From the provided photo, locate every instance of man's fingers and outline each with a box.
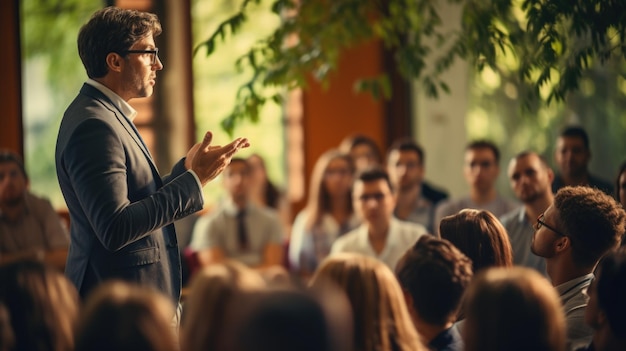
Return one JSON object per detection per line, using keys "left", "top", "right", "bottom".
{"left": 200, "top": 131, "right": 213, "bottom": 150}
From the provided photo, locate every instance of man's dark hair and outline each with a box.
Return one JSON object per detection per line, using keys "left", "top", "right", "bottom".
{"left": 0, "top": 150, "right": 28, "bottom": 180}
{"left": 560, "top": 126, "right": 590, "bottom": 151}
{"left": 355, "top": 167, "right": 394, "bottom": 193}
{"left": 554, "top": 186, "right": 626, "bottom": 267}
{"left": 395, "top": 236, "right": 473, "bottom": 326}
{"left": 387, "top": 138, "right": 425, "bottom": 166}
{"left": 466, "top": 140, "right": 500, "bottom": 163}
{"left": 596, "top": 248, "right": 626, "bottom": 339}
{"left": 78, "top": 7, "right": 162, "bottom": 78}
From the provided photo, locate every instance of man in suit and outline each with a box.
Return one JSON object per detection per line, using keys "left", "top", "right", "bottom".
{"left": 55, "top": 6, "right": 248, "bottom": 312}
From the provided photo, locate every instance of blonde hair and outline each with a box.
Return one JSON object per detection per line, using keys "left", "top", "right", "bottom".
{"left": 305, "top": 150, "right": 355, "bottom": 230}
{"left": 310, "top": 253, "right": 425, "bottom": 351}
{"left": 463, "top": 267, "right": 566, "bottom": 351}
{"left": 181, "top": 261, "right": 266, "bottom": 351}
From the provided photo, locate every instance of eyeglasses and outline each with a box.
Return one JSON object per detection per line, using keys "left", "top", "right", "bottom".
{"left": 534, "top": 213, "right": 565, "bottom": 236}
{"left": 122, "top": 48, "right": 159, "bottom": 65}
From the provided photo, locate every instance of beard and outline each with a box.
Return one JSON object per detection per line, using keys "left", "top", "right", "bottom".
{"left": 1, "top": 193, "right": 24, "bottom": 208}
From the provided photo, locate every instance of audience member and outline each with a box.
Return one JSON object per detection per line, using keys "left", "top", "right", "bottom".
{"left": 440, "top": 209, "right": 513, "bottom": 273}
{"left": 310, "top": 253, "right": 426, "bottom": 351}
{"left": 190, "top": 158, "right": 284, "bottom": 270}
{"left": 289, "top": 150, "right": 360, "bottom": 274}
{"left": 247, "top": 153, "right": 290, "bottom": 228}
{"left": 396, "top": 236, "right": 473, "bottom": 351}
{"left": 463, "top": 267, "right": 566, "bottom": 351}
{"left": 0, "top": 150, "right": 69, "bottom": 270}
{"left": 552, "top": 126, "right": 613, "bottom": 195}
{"left": 531, "top": 186, "right": 625, "bottom": 350}
{"left": 331, "top": 167, "right": 427, "bottom": 270}
{"left": 0, "top": 260, "right": 79, "bottom": 351}
{"left": 339, "top": 134, "right": 383, "bottom": 172}
{"left": 434, "top": 140, "right": 517, "bottom": 233}
{"left": 386, "top": 138, "right": 448, "bottom": 233}
{"left": 181, "top": 260, "right": 266, "bottom": 351}
{"left": 500, "top": 151, "right": 553, "bottom": 274}
{"left": 75, "top": 281, "right": 177, "bottom": 351}
{"left": 581, "top": 248, "right": 626, "bottom": 351}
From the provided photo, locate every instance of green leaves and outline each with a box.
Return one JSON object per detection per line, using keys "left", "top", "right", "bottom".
{"left": 197, "top": 0, "right": 626, "bottom": 133}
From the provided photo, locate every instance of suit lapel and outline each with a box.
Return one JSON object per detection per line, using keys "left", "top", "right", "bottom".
{"left": 79, "top": 84, "right": 162, "bottom": 186}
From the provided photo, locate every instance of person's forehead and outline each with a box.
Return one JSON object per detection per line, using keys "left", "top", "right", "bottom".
{"left": 557, "top": 136, "right": 586, "bottom": 149}
{"left": 465, "top": 147, "right": 496, "bottom": 161}
{"left": 353, "top": 179, "right": 390, "bottom": 193}
{"left": 508, "top": 155, "right": 541, "bottom": 175}
{"left": 129, "top": 35, "right": 156, "bottom": 49}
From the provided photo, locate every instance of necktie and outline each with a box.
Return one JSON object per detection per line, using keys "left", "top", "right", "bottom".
{"left": 236, "top": 210, "right": 249, "bottom": 251}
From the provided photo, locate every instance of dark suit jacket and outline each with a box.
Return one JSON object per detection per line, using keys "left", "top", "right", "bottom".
{"left": 56, "top": 83, "right": 203, "bottom": 305}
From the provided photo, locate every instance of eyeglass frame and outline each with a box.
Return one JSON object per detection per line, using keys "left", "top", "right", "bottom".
{"left": 121, "top": 48, "right": 159, "bottom": 65}
{"left": 534, "top": 212, "right": 566, "bottom": 237}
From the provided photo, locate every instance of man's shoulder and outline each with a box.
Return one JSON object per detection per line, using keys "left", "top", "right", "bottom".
{"left": 588, "top": 174, "right": 614, "bottom": 195}
{"left": 422, "top": 182, "right": 449, "bottom": 204}
{"left": 499, "top": 206, "right": 524, "bottom": 225}
{"left": 331, "top": 228, "right": 362, "bottom": 251}
{"left": 393, "top": 218, "right": 428, "bottom": 236}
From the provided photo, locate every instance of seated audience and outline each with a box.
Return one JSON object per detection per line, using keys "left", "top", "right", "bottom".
{"left": 386, "top": 138, "right": 448, "bottom": 233}
{"left": 552, "top": 126, "right": 613, "bottom": 195}
{"left": 463, "top": 267, "right": 566, "bottom": 351}
{"left": 331, "top": 167, "right": 427, "bottom": 270}
{"left": 395, "top": 236, "right": 473, "bottom": 351}
{"left": 75, "top": 281, "right": 177, "bottom": 351}
{"left": 531, "top": 186, "right": 625, "bottom": 350}
{"left": 310, "top": 253, "right": 426, "bottom": 351}
{"left": 289, "top": 150, "right": 360, "bottom": 274}
{"left": 434, "top": 140, "right": 517, "bottom": 233}
{"left": 500, "top": 151, "right": 553, "bottom": 275}
{"left": 439, "top": 209, "right": 513, "bottom": 273}
{"left": 247, "top": 153, "right": 290, "bottom": 228}
{"left": 581, "top": 248, "right": 626, "bottom": 351}
{"left": 339, "top": 133, "right": 383, "bottom": 172}
{"left": 0, "top": 260, "right": 79, "bottom": 351}
{"left": 181, "top": 260, "right": 266, "bottom": 351}
{"left": 189, "top": 158, "right": 284, "bottom": 270}
{"left": 0, "top": 150, "right": 69, "bottom": 270}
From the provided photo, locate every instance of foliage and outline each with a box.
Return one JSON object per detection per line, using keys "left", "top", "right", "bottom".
{"left": 196, "top": 0, "right": 626, "bottom": 133}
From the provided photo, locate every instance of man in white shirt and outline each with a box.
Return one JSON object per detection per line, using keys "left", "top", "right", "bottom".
{"left": 331, "top": 167, "right": 427, "bottom": 270}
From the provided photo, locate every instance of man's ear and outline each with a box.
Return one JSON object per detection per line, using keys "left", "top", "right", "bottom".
{"left": 106, "top": 52, "right": 124, "bottom": 73}
{"left": 555, "top": 235, "right": 570, "bottom": 254}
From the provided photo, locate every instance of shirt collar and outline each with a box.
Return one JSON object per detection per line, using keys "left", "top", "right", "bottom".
{"left": 86, "top": 79, "right": 138, "bottom": 121}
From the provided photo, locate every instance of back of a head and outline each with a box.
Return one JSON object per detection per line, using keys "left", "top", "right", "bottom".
{"left": 181, "top": 261, "right": 266, "bottom": 351}
{"left": 596, "top": 248, "right": 626, "bottom": 340}
{"left": 0, "top": 260, "right": 78, "bottom": 351}
{"left": 463, "top": 267, "right": 566, "bottom": 351}
{"left": 439, "top": 209, "right": 513, "bottom": 272}
{"left": 311, "top": 253, "right": 424, "bottom": 351}
{"left": 236, "top": 290, "right": 334, "bottom": 351}
{"left": 554, "top": 186, "right": 625, "bottom": 267}
{"left": 75, "top": 281, "right": 177, "bottom": 351}
{"left": 395, "top": 236, "right": 473, "bottom": 326}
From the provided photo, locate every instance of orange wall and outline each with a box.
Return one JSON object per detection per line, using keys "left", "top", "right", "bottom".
{"left": 297, "top": 39, "right": 387, "bottom": 212}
